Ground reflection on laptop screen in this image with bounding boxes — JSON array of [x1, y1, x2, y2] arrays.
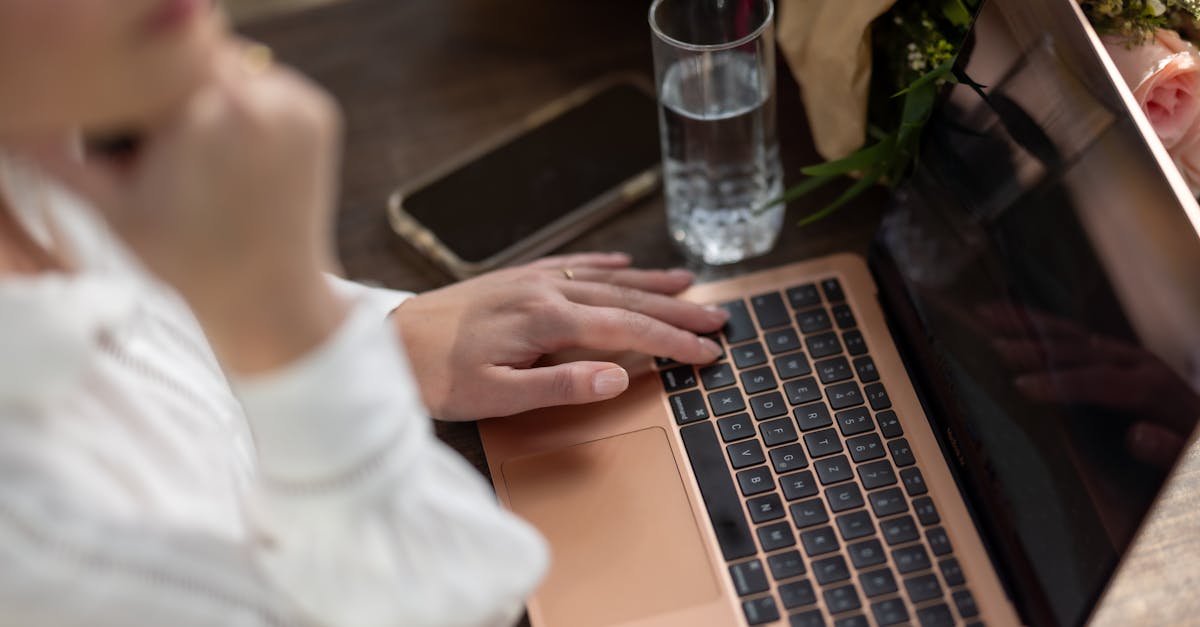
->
[[874, 0, 1200, 625]]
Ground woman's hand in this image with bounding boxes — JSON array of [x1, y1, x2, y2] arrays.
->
[[392, 253, 729, 421]]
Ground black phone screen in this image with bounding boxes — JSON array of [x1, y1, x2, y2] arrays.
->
[[401, 82, 662, 264]]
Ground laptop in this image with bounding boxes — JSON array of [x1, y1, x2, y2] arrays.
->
[[479, 0, 1200, 625]]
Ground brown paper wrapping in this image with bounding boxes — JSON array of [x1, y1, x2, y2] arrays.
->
[[777, 0, 898, 160]]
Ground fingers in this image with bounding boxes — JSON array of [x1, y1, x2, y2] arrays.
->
[[488, 362, 630, 414], [560, 280, 727, 333], [551, 303, 724, 364], [568, 267, 695, 295], [1014, 366, 1136, 410], [527, 252, 633, 271]]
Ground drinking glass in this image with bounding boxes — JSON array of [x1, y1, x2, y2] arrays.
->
[[649, 0, 783, 265]]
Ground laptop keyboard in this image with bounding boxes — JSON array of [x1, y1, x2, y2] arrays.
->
[[658, 278, 983, 627]]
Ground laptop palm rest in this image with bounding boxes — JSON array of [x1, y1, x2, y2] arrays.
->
[[502, 427, 720, 626]]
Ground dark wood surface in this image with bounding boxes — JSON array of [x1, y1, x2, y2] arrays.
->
[[243, 1, 1198, 624]]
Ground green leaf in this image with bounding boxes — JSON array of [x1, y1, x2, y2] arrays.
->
[[797, 168, 886, 227], [800, 137, 894, 177], [752, 173, 838, 213], [941, 0, 973, 26], [893, 59, 955, 97]]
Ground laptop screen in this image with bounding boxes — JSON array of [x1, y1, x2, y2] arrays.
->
[[873, 1, 1200, 625]]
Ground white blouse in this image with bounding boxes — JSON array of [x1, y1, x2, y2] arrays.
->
[[0, 155, 548, 627]]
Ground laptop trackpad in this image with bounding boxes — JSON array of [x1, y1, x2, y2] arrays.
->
[[503, 427, 720, 626]]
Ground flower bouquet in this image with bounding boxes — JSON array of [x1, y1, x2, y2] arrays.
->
[[773, 0, 1200, 223]]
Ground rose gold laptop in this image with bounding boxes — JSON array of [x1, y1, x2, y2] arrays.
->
[[479, 1, 1200, 625]]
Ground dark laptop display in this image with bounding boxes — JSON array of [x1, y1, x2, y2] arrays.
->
[[873, 1, 1200, 625]]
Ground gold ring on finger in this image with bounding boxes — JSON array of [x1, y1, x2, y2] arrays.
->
[[562, 268, 575, 281], [241, 42, 275, 76]]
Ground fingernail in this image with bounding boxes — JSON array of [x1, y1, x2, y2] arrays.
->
[[593, 367, 629, 396], [700, 336, 724, 359], [705, 305, 731, 321]]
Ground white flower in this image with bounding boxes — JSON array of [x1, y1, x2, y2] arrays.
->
[[1148, 0, 1167, 16]]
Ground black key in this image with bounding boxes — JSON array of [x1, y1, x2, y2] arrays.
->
[[794, 402, 833, 431], [669, 390, 709, 425], [737, 466, 775, 496], [750, 392, 788, 420], [835, 407, 873, 436], [748, 493, 785, 523], [760, 417, 799, 446], [709, 387, 747, 417], [660, 366, 698, 392], [789, 609, 825, 627], [812, 554, 850, 584], [928, 528, 953, 556], [805, 331, 842, 358], [876, 410, 903, 438], [774, 352, 812, 379], [758, 521, 796, 552], [654, 356, 677, 368], [888, 439, 915, 467], [785, 378, 823, 406], [751, 292, 790, 329], [679, 423, 755, 560], [826, 382, 863, 410], [729, 559, 770, 596], [953, 589, 979, 618], [790, 498, 829, 529], [800, 525, 839, 557], [852, 356, 878, 383], [900, 467, 928, 495], [880, 515, 919, 546], [765, 328, 803, 354], [728, 440, 766, 469], [816, 356, 853, 384], [831, 304, 857, 329], [742, 596, 780, 626], [892, 544, 932, 574], [796, 308, 833, 334], [780, 471, 819, 501], [834, 615, 868, 627], [740, 367, 777, 395], [825, 483, 865, 513], [814, 455, 854, 485], [821, 278, 845, 302], [846, 433, 885, 463], [940, 557, 965, 586], [824, 584, 861, 613], [872, 598, 909, 626], [860, 567, 898, 598], [857, 460, 898, 490], [843, 330, 868, 356], [835, 510, 874, 540], [848, 538, 887, 568], [768, 550, 806, 580], [718, 413, 755, 443], [865, 383, 891, 410], [779, 579, 817, 609], [905, 573, 942, 603], [803, 428, 843, 458], [787, 283, 821, 309], [732, 342, 767, 369], [913, 497, 940, 526], [869, 488, 909, 517], [916, 603, 955, 627], [700, 363, 736, 390], [720, 300, 756, 344], [771, 444, 809, 473]]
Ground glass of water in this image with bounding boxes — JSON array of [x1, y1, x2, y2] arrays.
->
[[650, 0, 783, 265]]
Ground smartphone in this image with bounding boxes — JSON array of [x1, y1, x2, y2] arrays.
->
[[387, 76, 662, 279]]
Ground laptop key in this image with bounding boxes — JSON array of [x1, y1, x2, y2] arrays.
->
[[860, 567, 898, 597], [728, 440, 766, 469], [785, 378, 823, 405], [761, 417, 799, 446], [700, 363, 736, 390], [825, 584, 862, 613], [865, 383, 891, 410], [804, 428, 843, 458], [751, 292, 790, 329], [787, 283, 821, 309], [892, 545, 932, 573], [768, 550, 806, 580], [814, 454, 854, 485], [678, 422, 756, 560], [780, 470, 819, 501], [905, 573, 942, 603], [805, 331, 842, 357], [916, 603, 955, 627], [812, 554, 850, 584], [826, 382, 863, 410], [876, 410, 903, 438], [857, 459, 898, 490], [913, 497, 940, 525], [835, 510, 874, 540], [953, 589, 980, 618], [669, 390, 709, 425], [654, 355, 678, 369], [795, 402, 833, 431], [765, 327, 803, 355], [736, 465, 775, 496], [719, 300, 756, 344], [834, 615, 868, 627], [880, 515, 919, 545], [843, 330, 868, 356], [771, 444, 809, 473], [852, 356, 878, 382], [774, 352, 812, 379], [816, 356, 853, 384], [757, 521, 796, 552], [709, 388, 746, 417], [789, 609, 825, 627], [748, 493, 786, 524], [872, 598, 909, 626], [718, 413, 754, 443], [869, 488, 909, 517], [848, 538, 887, 568], [940, 557, 965, 586], [779, 578, 817, 609], [835, 407, 873, 436], [846, 433, 885, 463], [742, 596, 781, 626], [796, 308, 833, 334], [825, 483, 864, 513], [789, 497, 829, 529], [821, 278, 845, 302], [729, 559, 770, 596], [732, 341, 768, 369], [741, 367, 777, 395], [660, 366, 698, 392], [750, 392, 788, 420], [901, 467, 928, 495], [800, 525, 839, 557], [889, 439, 915, 467], [831, 304, 857, 330], [927, 528, 953, 556]]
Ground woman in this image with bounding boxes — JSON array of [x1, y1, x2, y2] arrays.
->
[[0, 2, 727, 625]]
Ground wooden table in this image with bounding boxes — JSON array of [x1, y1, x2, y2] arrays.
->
[[243, 1, 1198, 624]]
